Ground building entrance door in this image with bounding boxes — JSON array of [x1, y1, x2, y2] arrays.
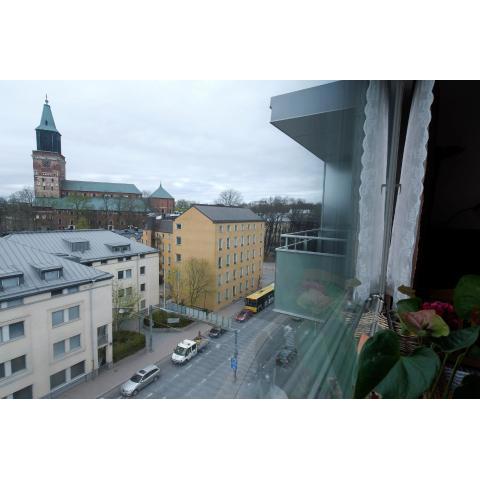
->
[[98, 346, 107, 369]]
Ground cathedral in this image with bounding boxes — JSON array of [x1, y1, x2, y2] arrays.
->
[[32, 98, 174, 230]]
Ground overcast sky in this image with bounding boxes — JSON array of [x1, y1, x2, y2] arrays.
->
[[0, 81, 325, 203]]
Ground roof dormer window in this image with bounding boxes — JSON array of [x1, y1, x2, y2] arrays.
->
[[0, 269, 24, 290], [30, 262, 63, 281]]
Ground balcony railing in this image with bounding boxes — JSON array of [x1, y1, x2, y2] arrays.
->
[[97, 334, 109, 347], [274, 228, 350, 322]]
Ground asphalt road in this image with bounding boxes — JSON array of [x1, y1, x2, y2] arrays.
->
[[107, 305, 309, 399]]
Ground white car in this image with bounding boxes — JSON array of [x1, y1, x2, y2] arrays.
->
[[120, 364, 160, 397]]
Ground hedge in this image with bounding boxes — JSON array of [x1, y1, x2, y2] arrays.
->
[[143, 309, 194, 329], [113, 330, 146, 363]]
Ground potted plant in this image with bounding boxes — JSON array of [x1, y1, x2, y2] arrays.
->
[[354, 275, 480, 399]]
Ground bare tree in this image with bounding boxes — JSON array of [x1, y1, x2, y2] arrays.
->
[[166, 266, 184, 305], [215, 189, 244, 207], [66, 193, 92, 224], [112, 283, 142, 332], [182, 258, 215, 308], [175, 199, 196, 212]]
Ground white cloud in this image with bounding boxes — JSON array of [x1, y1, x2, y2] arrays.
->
[[0, 81, 324, 202]]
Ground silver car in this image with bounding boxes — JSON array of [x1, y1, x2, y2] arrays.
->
[[121, 364, 160, 397]]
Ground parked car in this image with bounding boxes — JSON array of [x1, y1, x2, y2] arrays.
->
[[275, 347, 298, 368], [171, 336, 209, 364], [121, 364, 160, 397], [208, 327, 226, 338], [235, 309, 253, 322]]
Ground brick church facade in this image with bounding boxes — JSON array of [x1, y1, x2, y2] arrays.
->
[[32, 98, 174, 230]]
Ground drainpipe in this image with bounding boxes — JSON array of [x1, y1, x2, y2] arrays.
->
[[89, 278, 97, 378]]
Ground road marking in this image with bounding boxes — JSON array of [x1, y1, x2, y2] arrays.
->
[[185, 364, 192, 370], [173, 373, 179, 379], [162, 396, 167, 399], [200, 378, 207, 384], [146, 392, 153, 398]]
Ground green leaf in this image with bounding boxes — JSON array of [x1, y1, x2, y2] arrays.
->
[[401, 310, 450, 338], [354, 330, 399, 399], [376, 347, 441, 399], [454, 275, 480, 320], [397, 297, 422, 316], [453, 375, 480, 399], [432, 326, 480, 353], [468, 345, 480, 358]]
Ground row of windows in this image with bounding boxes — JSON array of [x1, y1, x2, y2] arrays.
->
[[217, 277, 256, 303], [52, 305, 80, 327], [3, 384, 33, 399], [117, 266, 145, 280], [0, 354, 27, 380], [217, 265, 257, 285], [0, 321, 24, 344], [218, 252, 261, 268], [219, 223, 258, 233], [217, 235, 257, 250], [50, 361, 85, 390], [53, 334, 81, 359]]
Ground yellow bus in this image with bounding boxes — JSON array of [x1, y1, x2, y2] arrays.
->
[[244, 283, 275, 313]]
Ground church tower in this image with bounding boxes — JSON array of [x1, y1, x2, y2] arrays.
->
[[32, 96, 66, 198]]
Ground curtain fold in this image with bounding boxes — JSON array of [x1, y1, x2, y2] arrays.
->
[[355, 81, 389, 301], [386, 80, 435, 304]]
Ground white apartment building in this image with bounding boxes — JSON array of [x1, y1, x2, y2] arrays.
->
[[0, 239, 113, 399], [5, 229, 160, 312]]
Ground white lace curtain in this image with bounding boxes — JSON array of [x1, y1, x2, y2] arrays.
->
[[386, 80, 435, 303], [355, 81, 389, 301], [355, 80, 435, 303]]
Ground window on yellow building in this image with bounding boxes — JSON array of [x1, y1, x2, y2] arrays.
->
[[234, 237, 238, 247], [234, 253, 237, 264], [218, 257, 222, 269], [218, 238, 223, 251], [217, 292, 221, 304], [217, 274, 222, 286], [219, 225, 223, 233], [234, 224, 238, 232], [176, 236, 182, 245], [226, 238, 230, 249], [226, 254, 230, 267], [227, 225, 231, 232], [176, 254, 182, 262], [240, 252, 243, 262], [226, 271, 230, 283], [233, 285, 236, 296]]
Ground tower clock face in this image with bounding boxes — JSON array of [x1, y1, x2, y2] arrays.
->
[[42, 159, 50, 168]]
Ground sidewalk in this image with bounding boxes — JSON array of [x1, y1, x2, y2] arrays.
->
[[57, 321, 212, 399]]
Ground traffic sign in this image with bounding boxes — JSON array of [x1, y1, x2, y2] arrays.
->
[[230, 356, 237, 370]]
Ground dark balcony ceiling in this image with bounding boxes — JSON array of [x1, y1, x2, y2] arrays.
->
[[270, 81, 368, 162]]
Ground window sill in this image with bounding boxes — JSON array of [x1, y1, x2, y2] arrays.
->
[[0, 335, 26, 347], [0, 368, 31, 389], [52, 317, 81, 329]]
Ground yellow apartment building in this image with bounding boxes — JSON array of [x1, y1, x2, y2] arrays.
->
[[142, 205, 265, 311]]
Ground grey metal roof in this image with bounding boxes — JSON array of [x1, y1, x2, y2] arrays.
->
[[61, 180, 142, 195], [35, 102, 60, 133], [4, 230, 158, 263], [150, 183, 173, 199], [0, 238, 112, 302], [191, 205, 263, 223]]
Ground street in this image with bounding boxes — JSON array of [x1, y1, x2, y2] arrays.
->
[[104, 304, 309, 399]]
